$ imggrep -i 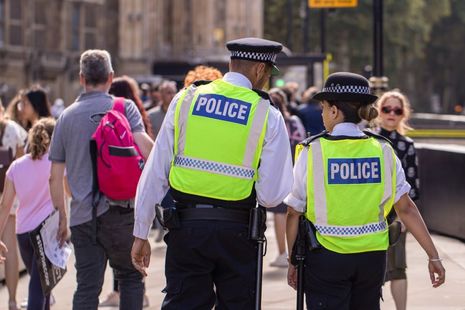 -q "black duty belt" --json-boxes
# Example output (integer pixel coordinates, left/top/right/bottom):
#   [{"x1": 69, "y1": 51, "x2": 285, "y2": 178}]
[{"x1": 178, "y1": 207, "x2": 250, "y2": 224}]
